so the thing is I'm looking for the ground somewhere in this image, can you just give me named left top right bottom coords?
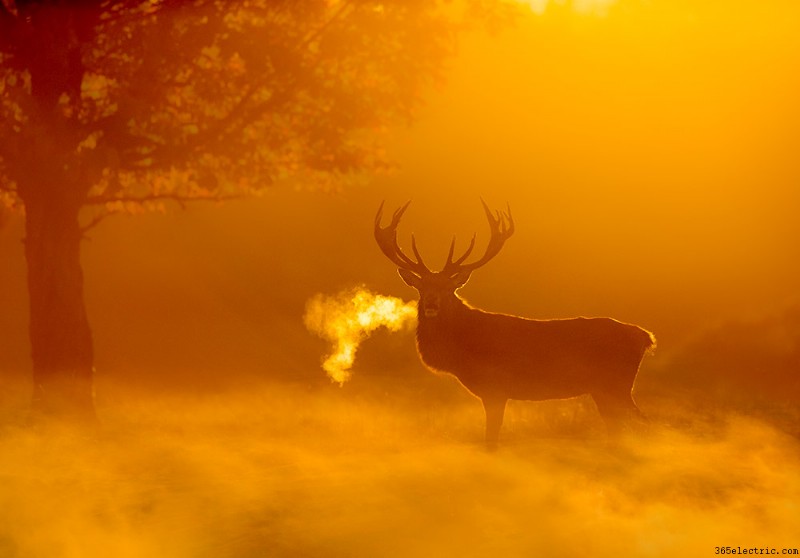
left=0, top=376, right=797, bottom=558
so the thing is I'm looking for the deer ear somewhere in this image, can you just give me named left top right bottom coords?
left=451, top=270, right=472, bottom=289
left=397, top=268, right=422, bottom=289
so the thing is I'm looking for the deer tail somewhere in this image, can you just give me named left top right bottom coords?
left=641, top=328, right=657, bottom=356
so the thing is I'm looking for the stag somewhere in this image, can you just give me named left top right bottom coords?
left=375, top=200, right=655, bottom=448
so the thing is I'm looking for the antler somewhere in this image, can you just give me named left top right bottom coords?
left=441, top=198, right=514, bottom=275
left=374, top=201, right=432, bottom=276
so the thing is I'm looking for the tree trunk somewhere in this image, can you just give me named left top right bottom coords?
left=3, top=2, right=104, bottom=423
left=24, top=191, right=96, bottom=422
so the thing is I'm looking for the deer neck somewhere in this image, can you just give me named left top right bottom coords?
left=415, top=295, right=473, bottom=373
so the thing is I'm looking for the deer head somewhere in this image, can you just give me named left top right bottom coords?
left=374, top=199, right=514, bottom=318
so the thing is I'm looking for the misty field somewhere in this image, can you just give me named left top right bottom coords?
left=0, top=378, right=797, bottom=558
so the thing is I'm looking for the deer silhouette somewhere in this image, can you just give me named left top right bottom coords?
left=375, top=200, right=655, bottom=449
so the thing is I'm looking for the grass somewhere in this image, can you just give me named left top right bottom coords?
left=0, top=377, right=798, bottom=557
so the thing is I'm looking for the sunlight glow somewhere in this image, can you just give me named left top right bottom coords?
left=304, top=287, right=417, bottom=384
left=517, top=0, right=616, bottom=15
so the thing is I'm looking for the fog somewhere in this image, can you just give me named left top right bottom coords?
left=0, top=384, right=798, bottom=557
left=1, top=0, right=800, bottom=555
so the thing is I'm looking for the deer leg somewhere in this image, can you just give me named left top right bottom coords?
left=482, top=397, right=507, bottom=451
left=592, top=392, right=644, bottom=438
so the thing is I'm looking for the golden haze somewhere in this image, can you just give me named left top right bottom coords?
left=0, top=387, right=798, bottom=557
left=1, top=0, right=800, bottom=556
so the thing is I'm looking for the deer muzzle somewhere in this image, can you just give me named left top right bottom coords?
left=422, top=294, right=441, bottom=318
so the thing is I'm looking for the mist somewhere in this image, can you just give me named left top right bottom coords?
left=2, top=0, right=800, bottom=555
left=1, top=383, right=798, bottom=557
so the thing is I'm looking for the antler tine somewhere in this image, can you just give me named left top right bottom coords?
left=481, top=197, right=503, bottom=231
left=451, top=233, right=476, bottom=266
left=503, top=203, right=515, bottom=236
left=410, top=234, right=429, bottom=270
left=374, top=201, right=431, bottom=275
left=442, top=199, right=514, bottom=275
left=480, top=196, right=494, bottom=220
left=446, top=236, right=456, bottom=264
left=391, top=200, right=411, bottom=227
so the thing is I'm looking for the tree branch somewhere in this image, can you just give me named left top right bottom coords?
left=148, top=2, right=354, bottom=167
left=80, top=190, right=243, bottom=235
left=79, top=211, right=108, bottom=235
left=84, top=191, right=244, bottom=207
left=299, top=0, right=353, bottom=51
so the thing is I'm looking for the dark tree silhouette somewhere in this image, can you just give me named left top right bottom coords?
left=0, top=0, right=478, bottom=420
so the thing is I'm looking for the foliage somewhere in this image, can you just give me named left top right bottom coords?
left=0, top=0, right=461, bottom=224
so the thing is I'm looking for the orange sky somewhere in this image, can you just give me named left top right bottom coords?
left=1, top=0, right=799, bottom=390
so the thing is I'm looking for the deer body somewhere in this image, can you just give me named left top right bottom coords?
left=375, top=200, right=655, bottom=448
left=417, top=303, right=653, bottom=402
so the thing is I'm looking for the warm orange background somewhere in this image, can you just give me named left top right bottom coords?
left=1, top=0, right=799, bottom=391
left=1, top=3, right=799, bottom=556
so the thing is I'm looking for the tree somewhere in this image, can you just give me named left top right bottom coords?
left=0, top=0, right=473, bottom=421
